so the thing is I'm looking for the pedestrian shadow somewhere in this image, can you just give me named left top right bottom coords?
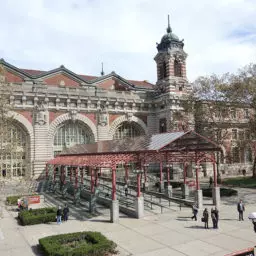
left=176, top=217, right=191, bottom=221
left=31, top=245, right=43, bottom=256
left=185, top=225, right=206, bottom=229
left=89, top=219, right=110, bottom=223
left=219, top=218, right=236, bottom=221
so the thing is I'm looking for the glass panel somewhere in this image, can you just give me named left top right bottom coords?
left=232, top=147, right=240, bottom=163
left=53, top=122, right=93, bottom=154
left=113, top=122, right=142, bottom=140
left=0, top=123, right=27, bottom=177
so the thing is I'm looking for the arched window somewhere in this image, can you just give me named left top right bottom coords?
left=232, top=147, right=240, bottom=163
left=113, top=122, right=142, bottom=140
left=53, top=122, right=93, bottom=156
left=245, top=147, right=252, bottom=162
left=159, top=118, right=167, bottom=133
left=159, top=62, right=167, bottom=79
left=174, top=59, right=182, bottom=77
left=0, top=123, right=27, bottom=177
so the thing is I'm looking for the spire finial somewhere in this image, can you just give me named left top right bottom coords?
left=101, top=62, right=105, bottom=76
left=167, top=14, right=172, bottom=33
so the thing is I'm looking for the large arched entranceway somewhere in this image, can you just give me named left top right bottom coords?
left=0, top=121, right=30, bottom=178
left=113, top=121, right=145, bottom=140
left=53, top=121, right=95, bottom=157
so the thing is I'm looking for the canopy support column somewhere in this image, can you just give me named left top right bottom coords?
left=95, top=168, right=99, bottom=187
left=75, top=167, right=78, bottom=189
left=166, top=164, right=172, bottom=197
left=137, top=172, right=141, bottom=198
left=182, top=163, right=189, bottom=199
left=90, top=167, right=95, bottom=194
left=125, top=164, right=129, bottom=183
left=53, top=165, right=57, bottom=182
left=143, top=164, right=149, bottom=191
left=45, top=164, right=49, bottom=178
left=80, top=167, right=84, bottom=184
left=159, top=159, right=164, bottom=192
left=112, top=167, right=116, bottom=200
left=70, top=168, right=72, bottom=183
left=111, top=166, right=119, bottom=223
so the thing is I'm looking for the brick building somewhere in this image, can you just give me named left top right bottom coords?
left=0, top=18, right=252, bottom=178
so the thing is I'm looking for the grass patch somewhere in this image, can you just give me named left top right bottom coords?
left=18, top=207, right=56, bottom=226
left=202, top=187, right=238, bottom=197
left=39, top=231, right=118, bottom=256
left=222, top=177, right=256, bottom=188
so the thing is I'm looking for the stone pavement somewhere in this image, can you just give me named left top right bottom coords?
left=0, top=187, right=256, bottom=256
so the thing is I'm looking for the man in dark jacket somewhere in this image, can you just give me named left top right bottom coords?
left=237, top=200, right=245, bottom=221
left=63, top=204, right=69, bottom=221
left=203, top=208, right=209, bottom=229
left=214, top=207, right=219, bottom=228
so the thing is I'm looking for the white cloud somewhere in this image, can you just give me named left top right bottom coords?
left=0, top=0, right=255, bottom=83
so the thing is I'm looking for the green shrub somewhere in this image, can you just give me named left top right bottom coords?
left=6, top=195, right=21, bottom=205
left=163, top=181, right=183, bottom=188
left=202, top=187, right=238, bottom=197
left=222, top=177, right=256, bottom=188
left=39, top=231, right=118, bottom=256
left=18, top=207, right=57, bottom=226
left=170, top=181, right=183, bottom=188
left=6, top=194, right=38, bottom=205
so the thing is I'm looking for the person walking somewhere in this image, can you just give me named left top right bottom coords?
left=124, top=183, right=128, bottom=197
left=203, top=208, right=209, bottom=229
left=56, top=206, right=62, bottom=225
left=252, top=219, right=256, bottom=233
left=214, top=207, right=219, bottom=228
left=211, top=208, right=217, bottom=228
left=237, top=200, right=245, bottom=221
left=209, top=176, right=213, bottom=188
left=191, top=204, right=198, bottom=221
left=63, top=204, right=69, bottom=222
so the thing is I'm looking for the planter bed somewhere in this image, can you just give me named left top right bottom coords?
left=39, top=231, right=117, bottom=256
left=202, top=187, right=238, bottom=197
left=18, top=207, right=56, bottom=226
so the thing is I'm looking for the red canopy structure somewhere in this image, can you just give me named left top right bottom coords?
left=46, top=130, right=221, bottom=200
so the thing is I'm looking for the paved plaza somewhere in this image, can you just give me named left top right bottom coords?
left=0, top=183, right=256, bottom=256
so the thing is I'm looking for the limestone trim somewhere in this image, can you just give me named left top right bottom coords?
left=48, top=113, right=97, bottom=142
left=108, top=115, right=148, bottom=139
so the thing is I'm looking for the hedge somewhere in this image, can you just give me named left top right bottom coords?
left=202, top=187, right=238, bottom=197
left=6, top=194, right=38, bottom=205
left=18, top=207, right=56, bottom=226
left=39, top=231, right=118, bottom=256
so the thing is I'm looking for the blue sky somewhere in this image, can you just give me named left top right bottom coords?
left=0, top=0, right=255, bottom=83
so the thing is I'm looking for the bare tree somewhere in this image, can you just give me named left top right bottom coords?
left=220, top=64, right=256, bottom=177
left=0, top=64, right=20, bottom=178
left=180, top=64, right=256, bottom=178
